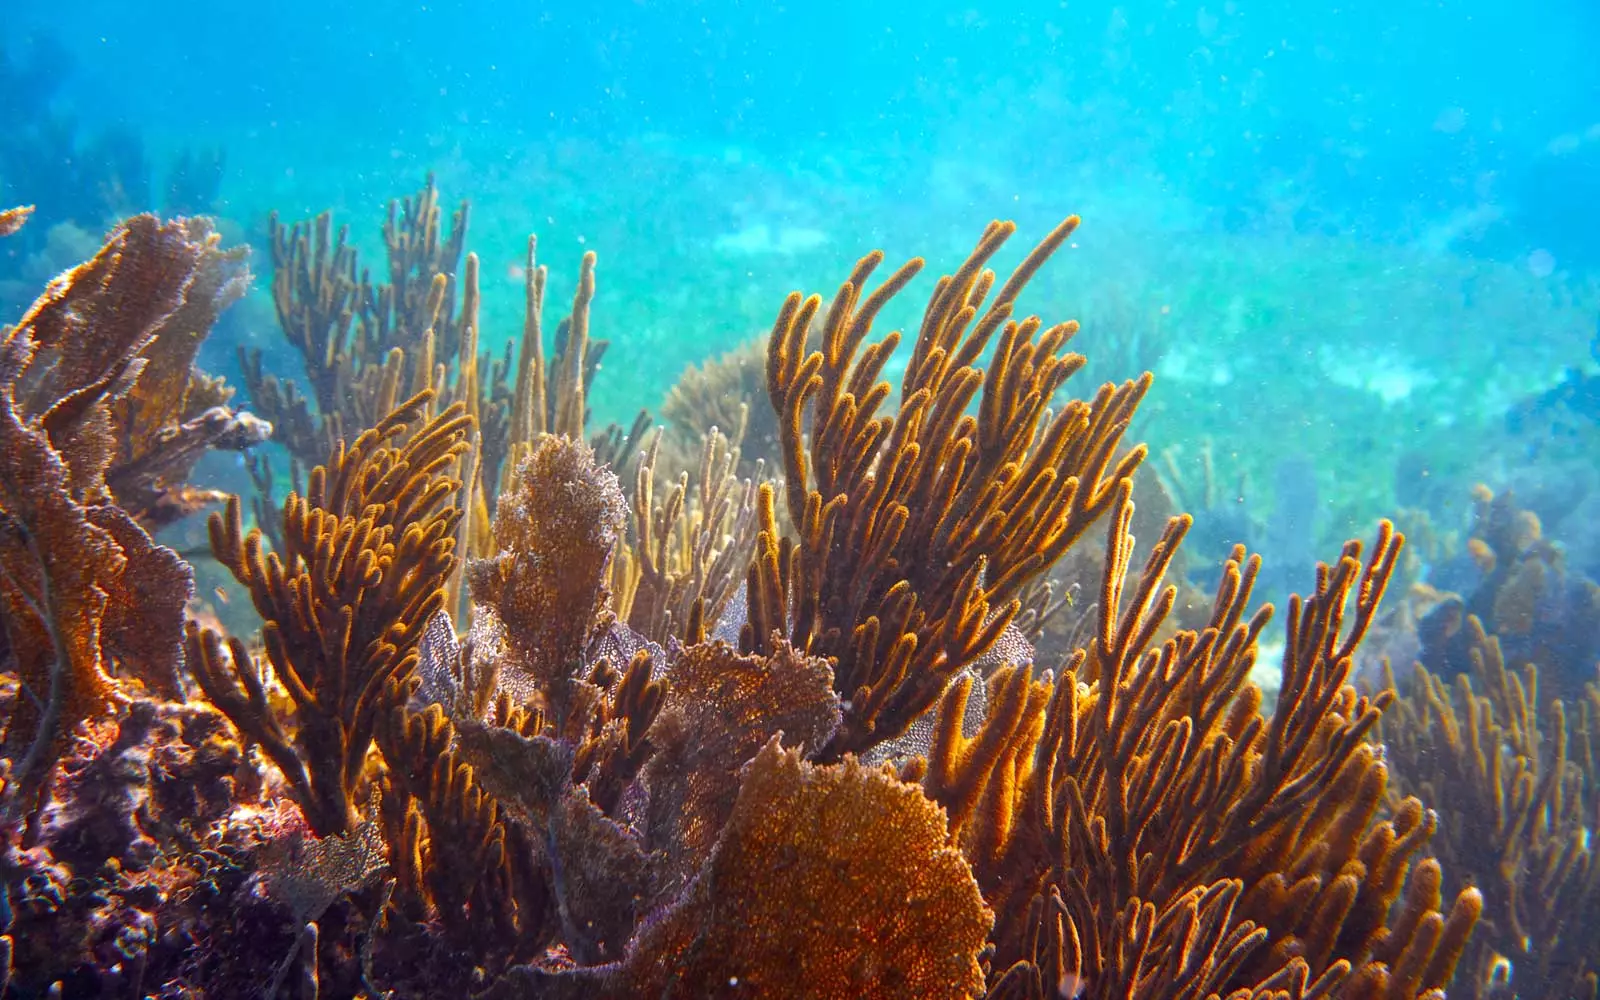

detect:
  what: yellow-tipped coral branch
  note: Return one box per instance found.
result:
[193,389,473,834]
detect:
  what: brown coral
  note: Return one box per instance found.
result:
[376,698,548,959]
[747,217,1148,759]
[1381,617,1600,999]
[643,639,840,892]
[620,739,992,1000]
[103,218,267,531]
[0,216,227,822]
[248,182,634,548]
[192,389,473,835]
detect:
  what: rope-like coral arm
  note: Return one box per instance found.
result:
[0,206,32,237]
[1381,617,1600,999]
[192,389,472,834]
[747,217,1147,759]
[924,485,1482,998]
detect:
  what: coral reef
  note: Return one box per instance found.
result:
[1380,618,1599,999]
[0,204,1526,999]
[1390,486,1600,708]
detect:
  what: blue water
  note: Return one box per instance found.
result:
[9,0,1599,249]
[4,0,1599,577]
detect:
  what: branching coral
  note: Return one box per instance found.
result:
[613,424,761,647]
[252,177,469,466]
[917,485,1479,999]
[1380,616,1600,999]
[375,697,548,959]
[0,207,1521,1000]
[245,195,452,483]
[247,180,640,537]
[746,217,1148,759]
[191,389,472,835]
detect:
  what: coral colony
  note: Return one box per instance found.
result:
[0,180,1596,1000]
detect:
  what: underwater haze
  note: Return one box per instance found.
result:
[7,0,1599,536]
[3,0,1600,997]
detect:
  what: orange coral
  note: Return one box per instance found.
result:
[192,389,473,834]
[748,218,1147,759]
[468,433,627,726]
[0,206,1516,1000]
[621,739,992,1000]
[376,697,549,957]
[921,485,1480,999]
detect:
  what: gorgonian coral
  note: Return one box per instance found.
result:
[193,390,472,835]
[0,209,1509,999]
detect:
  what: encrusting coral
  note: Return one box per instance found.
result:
[0,202,1518,999]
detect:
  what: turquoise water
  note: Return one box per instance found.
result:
[5,0,1599,600]
[7,0,1596,497]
